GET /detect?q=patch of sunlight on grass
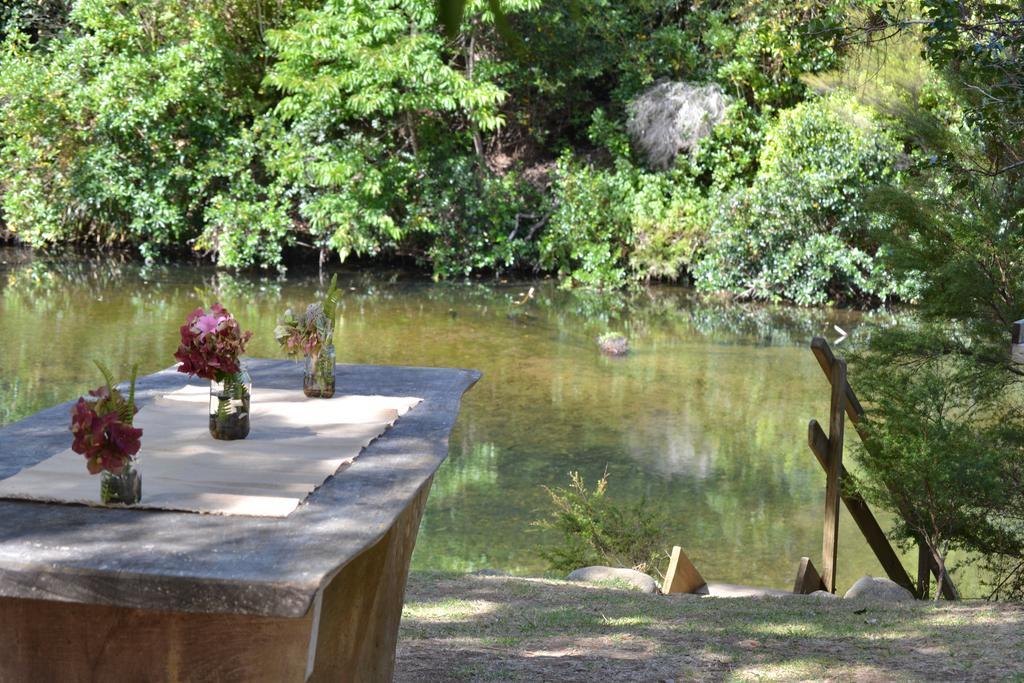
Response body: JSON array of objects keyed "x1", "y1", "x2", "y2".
[
  {"x1": 733, "y1": 659, "x2": 827, "y2": 679},
  {"x1": 733, "y1": 659, "x2": 878, "y2": 681},
  {"x1": 600, "y1": 614, "x2": 654, "y2": 627},
  {"x1": 926, "y1": 609, "x2": 1023, "y2": 627},
  {"x1": 403, "y1": 598, "x2": 498, "y2": 621},
  {"x1": 746, "y1": 622, "x2": 820, "y2": 637},
  {"x1": 864, "y1": 629, "x2": 926, "y2": 641},
  {"x1": 480, "y1": 635, "x2": 523, "y2": 647},
  {"x1": 524, "y1": 648, "x2": 575, "y2": 659}
]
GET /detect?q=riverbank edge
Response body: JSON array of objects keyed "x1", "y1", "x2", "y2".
[{"x1": 397, "y1": 571, "x2": 1024, "y2": 681}]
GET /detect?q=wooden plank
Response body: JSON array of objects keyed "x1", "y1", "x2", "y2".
[
  {"x1": 811, "y1": 337, "x2": 865, "y2": 421},
  {"x1": 808, "y1": 419, "x2": 917, "y2": 595},
  {"x1": 0, "y1": 477, "x2": 435, "y2": 682},
  {"x1": 808, "y1": 338, "x2": 958, "y2": 600},
  {"x1": 821, "y1": 358, "x2": 847, "y2": 593},
  {"x1": 917, "y1": 541, "x2": 931, "y2": 600},
  {"x1": 792, "y1": 556, "x2": 826, "y2": 594},
  {"x1": 309, "y1": 476, "x2": 433, "y2": 682},
  {"x1": 0, "y1": 597, "x2": 315, "y2": 682},
  {"x1": 661, "y1": 545, "x2": 707, "y2": 595}
]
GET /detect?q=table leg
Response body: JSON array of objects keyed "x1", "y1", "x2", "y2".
[{"x1": 307, "y1": 475, "x2": 433, "y2": 682}]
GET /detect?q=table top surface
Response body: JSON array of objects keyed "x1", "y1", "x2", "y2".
[{"x1": 0, "y1": 359, "x2": 479, "y2": 618}]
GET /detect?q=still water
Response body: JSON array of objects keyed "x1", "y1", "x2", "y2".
[{"x1": 0, "y1": 249, "x2": 977, "y2": 594}]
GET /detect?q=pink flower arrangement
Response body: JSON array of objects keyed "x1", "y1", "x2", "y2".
[
  {"x1": 174, "y1": 303, "x2": 253, "y2": 382},
  {"x1": 69, "y1": 365, "x2": 142, "y2": 475}
]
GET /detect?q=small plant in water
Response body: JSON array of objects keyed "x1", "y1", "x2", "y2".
[
  {"x1": 534, "y1": 469, "x2": 666, "y2": 577},
  {"x1": 597, "y1": 332, "x2": 629, "y2": 357},
  {"x1": 275, "y1": 274, "x2": 342, "y2": 398},
  {"x1": 69, "y1": 361, "x2": 143, "y2": 504}
]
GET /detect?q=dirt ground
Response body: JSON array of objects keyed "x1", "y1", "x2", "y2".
[{"x1": 395, "y1": 572, "x2": 1024, "y2": 682}]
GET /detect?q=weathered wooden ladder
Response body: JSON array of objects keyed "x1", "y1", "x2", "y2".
[{"x1": 794, "y1": 337, "x2": 958, "y2": 600}]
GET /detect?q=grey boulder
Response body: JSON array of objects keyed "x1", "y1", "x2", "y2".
[
  {"x1": 843, "y1": 576, "x2": 915, "y2": 602},
  {"x1": 566, "y1": 566, "x2": 658, "y2": 593},
  {"x1": 808, "y1": 590, "x2": 839, "y2": 600}
]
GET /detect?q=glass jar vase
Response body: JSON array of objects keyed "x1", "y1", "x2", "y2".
[
  {"x1": 100, "y1": 461, "x2": 141, "y2": 505},
  {"x1": 304, "y1": 344, "x2": 336, "y2": 398},
  {"x1": 209, "y1": 362, "x2": 251, "y2": 440}
]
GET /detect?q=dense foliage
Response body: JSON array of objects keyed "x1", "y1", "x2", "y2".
[
  {"x1": 842, "y1": 0, "x2": 1024, "y2": 598},
  {"x1": 0, "y1": 1, "x2": 1017, "y2": 307},
  {"x1": 695, "y1": 93, "x2": 912, "y2": 305},
  {"x1": 1, "y1": 0, "x2": 904, "y2": 303}
]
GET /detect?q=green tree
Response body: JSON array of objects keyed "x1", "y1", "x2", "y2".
[
  {"x1": 694, "y1": 93, "x2": 913, "y2": 305},
  {"x1": 0, "y1": 0, "x2": 291, "y2": 259},
  {"x1": 238, "y1": 0, "x2": 520, "y2": 269},
  {"x1": 852, "y1": 327, "x2": 1024, "y2": 597},
  {"x1": 840, "y1": 0, "x2": 1024, "y2": 597}
]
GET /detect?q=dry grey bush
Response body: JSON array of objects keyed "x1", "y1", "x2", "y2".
[{"x1": 627, "y1": 81, "x2": 728, "y2": 169}]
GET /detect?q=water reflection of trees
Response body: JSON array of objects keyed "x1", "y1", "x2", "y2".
[
  {"x1": 1, "y1": 253, "x2": 918, "y2": 587},
  {"x1": 403, "y1": 280, "x2": 903, "y2": 349}
]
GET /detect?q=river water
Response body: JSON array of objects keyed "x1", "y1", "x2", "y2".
[{"x1": 0, "y1": 249, "x2": 976, "y2": 594}]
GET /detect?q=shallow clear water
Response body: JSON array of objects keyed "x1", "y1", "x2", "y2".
[{"x1": 0, "y1": 249, "x2": 978, "y2": 594}]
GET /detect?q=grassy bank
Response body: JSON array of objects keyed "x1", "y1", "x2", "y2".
[{"x1": 397, "y1": 573, "x2": 1024, "y2": 682}]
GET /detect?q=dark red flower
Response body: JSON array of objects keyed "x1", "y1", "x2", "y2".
[
  {"x1": 69, "y1": 394, "x2": 142, "y2": 475},
  {"x1": 174, "y1": 304, "x2": 252, "y2": 382}
]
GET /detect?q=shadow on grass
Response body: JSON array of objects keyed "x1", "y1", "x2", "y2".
[{"x1": 397, "y1": 572, "x2": 1024, "y2": 682}]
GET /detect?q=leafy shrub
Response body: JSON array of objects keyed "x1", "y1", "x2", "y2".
[
  {"x1": 534, "y1": 470, "x2": 666, "y2": 576},
  {"x1": 0, "y1": 0, "x2": 521, "y2": 271},
  {"x1": 851, "y1": 324, "x2": 1024, "y2": 597},
  {"x1": 0, "y1": 0, "x2": 282, "y2": 260},
  {"x1": 192, "y1": 125, "x2": 293, "y2": 270},
  {"x1": 689, "y1": 102, "x2": 768, "y2": 192},
  {"x1": 706, "y1": 0, "x2": 849, "y2": 108},
  {"x1": 540, "y1": 155, "x2": 635, "y2": 288},
  {"x1": 408, "y1": 156, "x2": 545, "y2": 279},
  {"x1": 694, "y1": 94, "x2": 915, "y2": 305},
  {"x1": 541, "y1": 152, "x2": 709, "y2": 288},
  {"x1": 627, "y1": 173, "x2": 710, "y2": 282}
]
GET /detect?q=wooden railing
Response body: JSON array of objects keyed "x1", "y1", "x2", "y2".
[{"x1": 800, "y1": 337, "x2": 958, "y2": 600}]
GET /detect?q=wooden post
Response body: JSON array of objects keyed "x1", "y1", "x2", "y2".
[
  {"x1": 793, "y1": 556, "x2": 826, "y2": 594},
  {"x1": 917, "y1": 541, "x2": 930, "y2": 600},
  {"x1": 821, "y1": 359, "x2": 846, "y2": 593},
  {"x1": 806, "y1": 420, "x2": 917, "y2": 594},
  {"x1": 809, "y1": 337, "x2": 958, "y2": 600},
  {"x1": 661, "y1": 545, "x2": 707, "y2": 595}
]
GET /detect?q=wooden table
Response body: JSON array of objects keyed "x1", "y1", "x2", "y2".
[{"x1": 0, "y1": 360, "x2": 479, "y2": 682}]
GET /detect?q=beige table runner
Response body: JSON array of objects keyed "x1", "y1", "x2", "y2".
[{"x1": 0, "y1": 385, "x2": 421, "y2": 517}]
